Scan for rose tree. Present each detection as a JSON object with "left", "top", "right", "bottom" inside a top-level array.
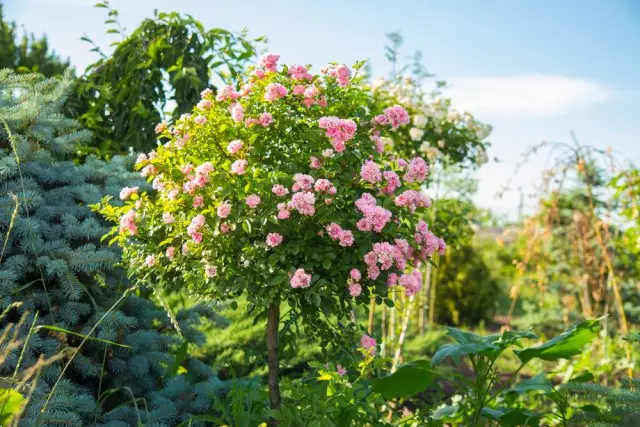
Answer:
[{"left": 99, "top": 55, "right": 446, "bottom": 412}]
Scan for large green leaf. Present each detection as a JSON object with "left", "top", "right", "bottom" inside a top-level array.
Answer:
[
  {"left": 431, "top": 342, "right": 497, "bottom": 366},
  {"left": 372, "top": 362, "right": 433, "bottom": 399},
  {"left": 510, "top": 374, "right": 553, "bottom": 395},
  {"left": 0, "top": 388, "right": 25, "bottom": 424},
  {"left": 514, "top": 318, "right": 602, "bottom": 365},
  {"left": 481, "top": 407, "right": 542, "bottom": 426}
]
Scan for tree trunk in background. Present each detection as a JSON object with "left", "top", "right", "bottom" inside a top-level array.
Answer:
[
  {"left": 367, "top": 298, "right": 376, "bottom": 335},
  {"left": 266, "top": 301, "right": 281, "bottom": 425}
]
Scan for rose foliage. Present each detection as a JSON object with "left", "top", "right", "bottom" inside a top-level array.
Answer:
[{"left": 100, "top": 55, "right": 446, "bottom": 346}]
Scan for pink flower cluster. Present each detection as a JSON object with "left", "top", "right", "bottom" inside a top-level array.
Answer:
[
  {"left": 414, "top": 220, "right": 446, "bottom": 259},
  {"left": 187, "top": 214, "right": 206, "bottom": 244},
  {"left": 231, "top": 159, "right": 247, "bottom": 175},
  {"left": 183, "top": 162, "right": 214, "bottom": 194},
  {"left": 216, "top": 85, "right": 239, "bottom": 102},
  {"left": 162, "top": 212, "right": 175, "bottom": 224},
  {"left": 314, "top": 178, "right": 336, "bottom": 195},
  {"left": 325, "top": 223, "right": 355, "bottom": 247},
  {"left": 288, "top": 192, "right": 316, "bottom": 216},
  {"left": 360, "top": 334, "right": 376, "bottom": 355},
  {"left": 381, "top": 171, "right": 401, "bottom": 194},
  {"left": 355, "top": 193, "right": 392, "bottom": 233},
  {"left": 290, "top": 268, "right": 312, "bottom": 288},
  {"left": 230, "top": 103, "right": 244, "bottom": 122},
  {"left": 266, "top": 232, "right": 283, "bottom": 248},
  {"left": 323, "top": 64, "right": 351, "bottom": 87},
  {"left": 272, "top": 184, "right": 289, "bottom": 196},
  {"left": 244, "top": 112, "right": 274, "bottom": 128},
  {"left": 217, "top": 202, "right": 232, "bottom": 218},
  {"left": 288, "top": 64, "right": 312, "bottom": 80},
  {"left": 404, "top": 157, "right": 429, "bottom": 183},
  {"left": 360, "top": 161, "right": 382, "bottom": 184},
  {"left": 246, "top": 194, "right": 261, "bottom": 209},
  {"left": 395, "top": 190, "right": 431, "bottom": 212},
  {"left": 277, "top": 202, "right": 290, "bottom": 219},
  {"left": 264, "top": 83, "right": 288, "bottom": 102},
  {"left": 119, "top": 186, "right": 138, "bottom": 200},
  {"left": 227, "top": 139, "right": 244, "bottom": 155},
  {"left": 260, "top": 53, "right": 280, "bottom": 72},
  {"left": 310, "top": 156, "right": 322, "bottom": 169},
  {"left": 119, "top": 210, "right": 137, "bottom": 235},
  {"left": 363, "top": 241, "right": 407, "bottom": 280},
  {"left": 154, "top": 122, "right": 167, "bottom": 134},
  {"left": 375, "top": 105, "right": 410, "bottom": 129},
  {"left": 318, "top": 117, "right": 357, "bottom": 152},
  {"left": 292, "top": 174, "right": 315, "bottom": 192},
  {"left": 348, "top": 268, "right": 362, "bottom": 297},
  {"left": 398, "top": 270, "right": 422, "bottom": 296}
]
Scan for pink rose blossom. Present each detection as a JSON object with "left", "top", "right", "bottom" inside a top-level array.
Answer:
[
  {"left": 260, "top": 53, "right": 280, "bottom": 72},
  {"left": 336, "top": 365, "right": 347, "bottom": 376},
  {"left": 292, "top": 173, "right": 315, "bottom": 192},
  {"left": 292, "top": 84, "right": 306, "bottom": 95},
  {"left": 310, "top": 156, "right": 322, "bottom": 169},
  {"left": 191, "top": 232, "right": 203, "bottom": 244},
  {"left": 381, "top": 171, "right": 401, "bottom": 194},
  {"left": 193, "top": 195, "right": 204, "bottom": 208},
  {"left": 166, "top": 246, "right": 175, "bottom": 260},
  {"left": 272, "top": 184, "right": 289, "bottom": 196},
  {"left": 180, "top": 164, "right": 193, "bottom": 175},
  {"left": 318, "top": 117, "right": 357, "bottom": 152},
  {"left": 194, "top": 115, "right": 207, "bottom": 125},
  {"left": 119, "top": 186, "right": 138, "bottom": 200},
  {"left": 290, "top": 268, "right": 312, "bottom": 289},
  {"left": 360, "top": 334, "right": 377, "bottom": 354},
  {"left": 197, "top": 99, "right": 212, "bottom": 110},
  {"left": 140, "top": 164, "right": 157, "bottom": 178},
  {"left": 259, "top": 112, "right": 273, "bottom": 126},
  {"left": 145, "top": 255, "right": 156, "bottom": 266},
  {"left": 217, "top": 202, "right": 232, "bottom": 218},
  {"left": 289, "top": 192, "right": 316, "bottom": 216},
  {"left": 154, "top": 122, "right": 167, "bottom": 133},
  {"left": 350, "top": 269, "right": 361, "bottom": 281},
  {"left": 288, "top": 64, "right": 312, "bottom": 80},
  {"left": 119, "top": 210, "right": 137, "bottom": 235},
  {"left": 162, "top": 212, "right": 175, "bottom": 224},
  {"left": 220, "top": 223, "right": 230, "bottom": 233},
  {"left": 205, "top": 266, "right": 217, "bottom": 277},
  {"left": 227, "top": 139, "right": 244, "bottom": 154},
  {"left": 375, "top": 105, "right": 410, "bottom": 129},
  {"left": 230, "top": 102, "right": 244, "bottom": 123},
  {"left": 314, "top": 178, "right": 336, "bottom": 194},
  {"left": 338, "top": 230, "right": 354, "bottom": 247},
  {"left": 264, "top": 83, "right": 288, "bottom": 101},
  {"left": 360, "top": 161, "right": 382, "bottom": 184},
  {"left": 266, "top": 232, "right": 283, "bottom": 248},
  {"left": 404, "top": 157, "right": 429, "bottom": 183},
  {"left": 231, "top": 159, "right": 248, "bottom": 175},
  {"left": 349, "top": 283, "right": 362, "bottom": 297},
  {"left": 246, "top": 194, "right": 261, "bottom": 209},
  {"left": 216, "top": 85, "right": 239, "bottom": 101}
]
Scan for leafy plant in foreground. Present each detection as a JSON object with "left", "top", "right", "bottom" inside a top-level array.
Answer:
[{"left": 429, "top": 318, "right": 603, "bottom": 426}]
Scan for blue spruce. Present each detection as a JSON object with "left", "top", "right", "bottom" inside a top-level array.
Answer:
[{"left": 0, "top": 69, "right": 226, "bottom": 426}]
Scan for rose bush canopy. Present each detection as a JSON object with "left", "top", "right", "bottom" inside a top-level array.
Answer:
[{"left": 100, "top": 55, "right": 446, "bottom": 345}]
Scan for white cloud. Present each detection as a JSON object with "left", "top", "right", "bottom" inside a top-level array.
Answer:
[{"left": 444, "top": 75, "right": 612, "bottom": 119}]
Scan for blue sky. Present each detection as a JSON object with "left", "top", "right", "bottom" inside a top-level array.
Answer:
[{"left": 5, "top": 0, "right": 640, "bottom": 216}]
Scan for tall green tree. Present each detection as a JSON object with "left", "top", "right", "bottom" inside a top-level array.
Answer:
[
  {"left": 66, "top": 2, "right": 261, "bottom": 158},
  {"left": 0, "top": 1, "right": 71, "bottom": 76}
]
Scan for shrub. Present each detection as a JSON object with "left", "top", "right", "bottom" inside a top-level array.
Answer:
[{"left": 100, "top": 54, "right": 448, "bottom": 414}]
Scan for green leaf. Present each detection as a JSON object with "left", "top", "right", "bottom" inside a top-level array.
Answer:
[
  {"left": 514, "top": 318, "right": 602, "bottom": 365},
  {"left": 510, "top": 374, "right": 553, "bottom": 395},
  {"left": 0, "top": 389, "right": 24, "bottom": 425},
  {"left": 168, "top": 342, "right": 189, "bottom": 377},
  {"left": 431, "top": 342, "right": 497, "bottom": 366},
  {"left": 431, "top": 404, "right": 459, "bottom": 420},
  {"left": 568, "top": 371, "right": 594, "bottom": 383},
  {"left": 372, "top": 363, "right": 433, "bottom": 399},
  {"left": 242, "top": 220, "right": 252, "bottom": 234},
  {"left": 481, "top": 407, "right": 542, "bottom": 426}
]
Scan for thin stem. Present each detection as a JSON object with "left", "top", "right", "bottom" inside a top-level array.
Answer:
[{"left": 266, "top": 300, "right": 281, "bottom": 426}]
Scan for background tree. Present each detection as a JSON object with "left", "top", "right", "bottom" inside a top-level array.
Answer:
[
  {"left": 65, "top": 1, "right": 262, "bottom": 158},
  {"left": 0, "top": 1, "right": 71, "bottom": 76}
]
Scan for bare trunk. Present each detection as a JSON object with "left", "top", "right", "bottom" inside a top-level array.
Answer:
[
  {"left": 392, "top": 295, "right": 415, "bottom": 372},
  {"left": 266, "top": 301, "right": 281, "bottom": 425}
]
